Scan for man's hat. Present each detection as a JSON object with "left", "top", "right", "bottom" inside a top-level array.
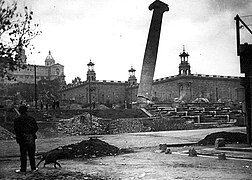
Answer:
[{"left": 19, "top": 105, "right": 28, "bottom": 113}]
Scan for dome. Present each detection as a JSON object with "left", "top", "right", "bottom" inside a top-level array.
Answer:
[
  {"left": 128, "top": 66, "right": 136, "bottom": 72},
  {"left": 45, "top": 50, "right": 55, "bottom": 66},
  {"left": 46, "top": 51, "right": 54, "bottom": 60},
  {"left": 179, "top": 45, "right": 189, "bottom": 57},
  {"left": 87, "top": 60, "right": 95, "bottom": 66}
]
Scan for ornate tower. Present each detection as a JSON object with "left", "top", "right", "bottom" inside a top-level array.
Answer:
[
  {"left": 179, "top": 46, "right": 191, "bottom": 75},
  {"left": 45, "top": 50, "right": 55, "bottom": 66},
  {"left": 128, "top": 66, "right": 137, "bottom": 85},
  {"left": 86, "top": 60, "right": 96, "bottom": 81}
]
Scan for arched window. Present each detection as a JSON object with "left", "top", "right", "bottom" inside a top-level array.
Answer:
[{"left": 56, "top": 68, "right": 60, "bottom": 75}]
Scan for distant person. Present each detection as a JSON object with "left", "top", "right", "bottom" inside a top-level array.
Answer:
[
  {"left": 14, "top": 105, "right": 38, "bottom": 173},
  {"left": 40, "top": 101, "right": 43, "bottom": 110},
  {"left": 56, "top": 100, "right": 60, "bottom": 109},
  {"left": 46, "top": 103, "right": 49, "bottom": 110},
  {"left": 52, "top": 100, "right": 56, "bottom": 110}
]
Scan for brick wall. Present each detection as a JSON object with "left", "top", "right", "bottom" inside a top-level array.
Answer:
[
  {"left": 60, "top": 81, "right": 127, "bottom": 105},
  {"left": 151, "top": 75, "right": 244, "bottom": 103},
  {"left": 59, "top": 75, "right": 244, "bottom": 105}
]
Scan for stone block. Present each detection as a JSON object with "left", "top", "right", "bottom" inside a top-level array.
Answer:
[
  {"left": 188, "top": 147, "right": 197, "bottom": 157},
  {"left": 218, "top": 153, "right": 227, "bottom": 160},
  {"left": 159, "top": 144, "right": 168, "bottom": 153},
  {"left": 165, "top": 148, "right": 172, "bottom": 154},
  {"left": 215, "top": 138, "right": 225, "bottom": 149}
]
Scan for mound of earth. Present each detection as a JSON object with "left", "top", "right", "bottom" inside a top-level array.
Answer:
[
  {"left": 66, "top": 137, "right": 120, "bottom": 158},
  {"left": 39, "top": 138, "right": 125, "bottom": 163},
  {"left": 198, "top": 131, "right": 247, "bottom": 145}
]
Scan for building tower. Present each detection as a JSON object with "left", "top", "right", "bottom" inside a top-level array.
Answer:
[
  {"left": 128, "top": 66, "right": 137, "bottom": 85},
  {"left": 179, "top": 46, "right": 191, "bottom": 75},
  {"left": 87, "top": 60, "right": 96, "bottom": 81},
  {"left": 45, "top": 50, "right": 55, "bottom": 66}
]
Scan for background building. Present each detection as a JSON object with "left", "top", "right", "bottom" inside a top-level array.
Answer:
[
  {"left": 59, "top": 48, "right": 245, "bottom": 107},
  {"left": 0, "top": 50, "right": 65, "bottom": 86},
  {"left": 0, "top": 50, "right": 65, "bottom": 104}
]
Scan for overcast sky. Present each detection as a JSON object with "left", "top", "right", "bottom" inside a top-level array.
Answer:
[{"left": 18, "top": 0, "right": 252, "bottom": 83}]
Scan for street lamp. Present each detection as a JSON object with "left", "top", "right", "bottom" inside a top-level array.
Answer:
[
  {"left": 88, "top": 75, "right": 92, "bottom": 134},
  {"left": 27, "top": 64, "right": 37, "bottom": 108},
  {"left": 87, "top": 60, "right": 95, "bottom": 134},
  {"left": 34, "top": 64, "right": 37, "bottom": 109}
]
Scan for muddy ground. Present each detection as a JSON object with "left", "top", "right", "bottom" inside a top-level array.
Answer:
[
  {"left": 1, "top": 145, "right": 252, "bottom": 180},
  {"left": 1, "top": 127, "right": 251, "bottom": 179}
]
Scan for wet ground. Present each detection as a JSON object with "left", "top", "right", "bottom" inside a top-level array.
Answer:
[
  {"left": 1, "top": 145, "right": 252, "bottom": 180},
  {"left": 0, "top": 127, "right": 252, "bottom": 179}
]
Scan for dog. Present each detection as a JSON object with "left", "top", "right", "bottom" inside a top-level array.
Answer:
[{"left": 36, "top": 147, "right": 72, "bottom": 168}]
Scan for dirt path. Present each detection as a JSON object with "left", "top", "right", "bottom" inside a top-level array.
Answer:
[
  {"left": 1, "top": 127, "right": 251, "bottom": 179},
  {"left": 1, "top": 146, "right": 252, "bottom": 179}
]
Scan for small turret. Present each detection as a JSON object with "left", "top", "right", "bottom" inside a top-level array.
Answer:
[
  {"left": 128, "top": 66, "right": 137, "bottom": 85},
  {"left": 87, "top": 59, "right": 96, "bottom": 81},
  {"left": 179, "top": 46, "right": 191, "bottom": 75}
]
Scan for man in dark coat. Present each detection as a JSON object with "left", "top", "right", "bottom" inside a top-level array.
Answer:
[{"left": 14, "top": 105, "right": 38, "bottom": 173}]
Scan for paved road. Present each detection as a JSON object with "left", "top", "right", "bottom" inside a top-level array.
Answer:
[{"left": 0, "top": 126, "right": 246, "bottom": 158}]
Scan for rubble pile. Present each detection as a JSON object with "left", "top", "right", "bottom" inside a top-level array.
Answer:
[
  {"left": 0, "top": 126, "right": 15, "bottom": 140},
  {"left": 198, "top": 131, "right": 247, "bottom": 145},
  {"left": 56, "top": 112, "right": 193, "bottom": 136},
  {"left": 67, "top": 138, "right": 120, "bottom": 158},
  {"left": 40, "top": 138, "right": 120, "bottom": 161},
  {"left": 57, "top": 113, "right": 107, "bottom": 135},
  {"left": 109, "top": 118, "right": 146, "bottom": 134}
]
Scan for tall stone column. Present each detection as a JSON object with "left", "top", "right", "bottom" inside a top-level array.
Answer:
[{"left": 137, "top": 0, "right": 169, "bottom": 106}]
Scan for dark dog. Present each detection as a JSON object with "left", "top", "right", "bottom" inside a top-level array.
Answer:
[{"left": 36, "top": 147, "right": 72, "bottom": 168}]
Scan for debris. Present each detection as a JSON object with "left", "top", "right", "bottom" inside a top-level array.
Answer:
[
  {"left": 165, "top": 148, "right": 172, "bottom": 154},
  {"left": 243, "top": 165, "right": 249, "bottom": 168},
  {"left": 0, "top": 126, "right": 15, "bottom": 140},
  {"left": 188, "top": 148, "right": 197, "bottom": 157},
  {"left": 57, "top": 113, "right": 105, "bottom": 135},
  {"left": 215, "top": 138, "right": 225, "bottom": 149},
  {"left": 218, "top": 153, "right": 227, "bottom": 160},
  {"left": 159, "top": 144, "right": 168, "bottom": 153},
  {"left": 37, "top": 138, "right": 123, "bottom": 167},
  {"left": 139, "top": 172, "right": 146, "bottom": 178}
]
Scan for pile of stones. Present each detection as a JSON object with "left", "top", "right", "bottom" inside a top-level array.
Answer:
[
  {"left": 67, "top": 138, "right": 120, "bottom": 158},
  {"left": 38, "top": 138, "right": 121, "bottom": 165},
  {"left": 57, "top": 113, "right": 106, "bottom": 135},
  {"left": 108, "top": 118, "right": 145, "bottom": 134},
  {"left": 0, "top": 126, "right": 15, "bottom": 140}
]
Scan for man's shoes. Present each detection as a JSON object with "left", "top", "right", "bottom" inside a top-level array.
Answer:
[
  {"left": 15, "top": 169, "right": 26, "bottom": 173},
  {"left": 31, "top": 168, "right": 38, "bottom": 172}
]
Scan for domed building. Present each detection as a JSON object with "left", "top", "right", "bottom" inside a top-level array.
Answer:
[{"left": 1, "top": 50, "right": 65, "bottom": 85}]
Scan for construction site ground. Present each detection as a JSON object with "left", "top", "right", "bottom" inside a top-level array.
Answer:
[{"left": 0, "top": 126, "right": 252, "bottom": 179}]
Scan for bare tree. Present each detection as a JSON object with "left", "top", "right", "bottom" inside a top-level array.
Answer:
[{"left": 0, "top": 0, "right": 41, "bottom": 79}]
